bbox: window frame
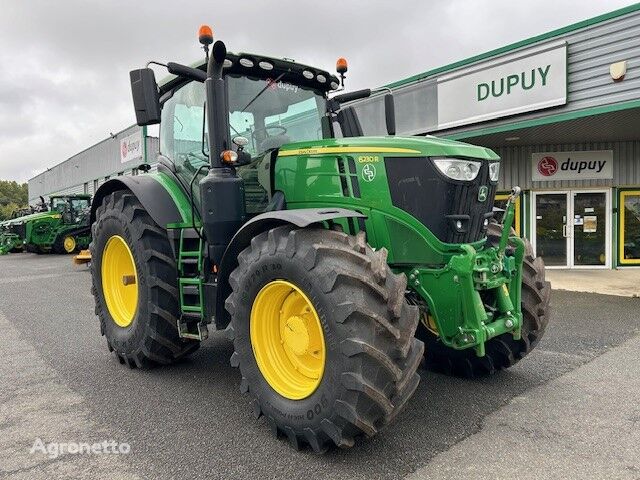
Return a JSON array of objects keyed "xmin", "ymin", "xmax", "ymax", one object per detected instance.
[
  {"xmin": 618, "ymin": 189, "xmax": 640, "ymax": 266},
  {"xmin": 494, "ymin": 192, "xmax": 522, "ymax": 236}
]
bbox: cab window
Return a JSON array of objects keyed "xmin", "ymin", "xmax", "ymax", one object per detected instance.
[{"xmin": 160, "ymin": 81, "xmax": 208, "ymax": 189}]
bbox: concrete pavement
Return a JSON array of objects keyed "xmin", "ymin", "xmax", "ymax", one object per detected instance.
[
  {"xmin": 1, "ymin": 253, "xmax": 639, "ymax": 479},
  {"xmin": 0, "ymin": 310, "xmax": 139, "ymax": 479},
  {"xmin": 546, "ymin": 268, "xmax": 640, "ymax": 297},
  {"xmin": 407, "ymin": 333, "xmax": 640, "ymax": 480}
]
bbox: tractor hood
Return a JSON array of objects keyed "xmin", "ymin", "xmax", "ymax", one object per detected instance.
[
  {"xmin": 278, "ymin": 135, "xmax": 500, "ymax": 161},
  {"xmin": 4, "ymin": 211, "xmax": 61, "ymax": 226}
]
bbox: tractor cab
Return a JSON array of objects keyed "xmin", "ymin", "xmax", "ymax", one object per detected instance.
[
  {"xmin": 152, "ymin": 52, "xmax": 340, "ymax": 218},
  {"xmin": 50, "ymin": 195, "xmax": 91, "ymax": 224}
]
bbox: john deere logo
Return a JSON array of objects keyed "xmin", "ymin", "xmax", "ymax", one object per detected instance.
[
  {"xmin": 478, "ymin": 186, "xmax": 488, "ymax": 202},
  {"xmin": 362, "ymin": 164, "xmax": 377, "ymax": 182}
]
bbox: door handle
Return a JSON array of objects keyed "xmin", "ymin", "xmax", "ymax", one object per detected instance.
[{"xmin": 562, "ymin": 224, "xmax": 567, "ymax": 237}]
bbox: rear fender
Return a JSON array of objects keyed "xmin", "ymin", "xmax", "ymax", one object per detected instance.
[{"xmin": 90, "ymin": 176, "xmax": 190, "ymax": 228}]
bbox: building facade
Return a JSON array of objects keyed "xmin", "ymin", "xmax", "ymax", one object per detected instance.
[
  {"xmin": 351, "ymin": 4, "xmax": 640, "ymax": 268},
  {"xmin": 28, "ymin": 125, "xmax": 158, "ymax": 204},
  {"xmin": 29, "ymin": 4, "xmax": 640, "ymax": 269}
]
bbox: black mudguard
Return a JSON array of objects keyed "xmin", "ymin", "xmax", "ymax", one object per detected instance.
[
  {"xmin": 90, "ymin": 176, "xmax": 183, "ymax": 228},
  {"xmin": 214, "ymin": 208, "xmax": 366, "ymax": 330}
]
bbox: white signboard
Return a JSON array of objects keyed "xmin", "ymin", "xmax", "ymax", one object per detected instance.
[
  {"xmin": 120, "ymin": 130, "xmax": 143, "ymax": 164},
  {"xmin": 437, "ymin": 41, "xmax": 567, "ymax": 129},
  {"xmin": 531, "ymin": 150, "xmax": 614, "ymax": 181}
]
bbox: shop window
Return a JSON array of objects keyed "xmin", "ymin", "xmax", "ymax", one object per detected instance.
[
  {"xmin": 619, "ymin": 190, "xmax": 640, "ymax": 265},
  {"xmin": 494, "ymin": 192, "xmax": 521, "ymax": 236}
]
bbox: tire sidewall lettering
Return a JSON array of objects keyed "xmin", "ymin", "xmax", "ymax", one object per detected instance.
[{"xmin": 233, "ymin": 249, "xmax": 342, "ymax": 429}]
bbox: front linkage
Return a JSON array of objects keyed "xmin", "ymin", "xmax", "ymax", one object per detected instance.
[
  {"xmin": 0, "ymin": 232, "xmax": 23, "ymax": 255},
  {"xmin": 407, "ymin": 187, "xmax": 524, "ymax": 356}
]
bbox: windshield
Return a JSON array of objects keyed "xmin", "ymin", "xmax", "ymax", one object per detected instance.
[
  {"xmin": 51, "ymin": 198, "xmax": 68, "ymax": 212},
  {"xmin": 227, "ymin": 75, "xmax": 326, "ymax": 157},
  {"xmin": 161, "ymin": 76, "xmax": 326, "ymax": 162},
  {"xmin": 161, "ymin": 75, "xmax": 326, "ymax": 205},
  {"xmin": 50, "ymin": 197, "xmax": 89, "ymax": 217}
]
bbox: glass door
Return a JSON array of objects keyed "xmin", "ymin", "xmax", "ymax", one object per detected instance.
[
  {"xmin": 571, "ymin": 190, "xmax": 609, "ymax": 268},
  {"xmin": 533, "ymin": 192, "xmax": 569, "ymax": 267},
  {"xmin": 533, "ymin": 190, "xmax": 610, "ymax": 268}
]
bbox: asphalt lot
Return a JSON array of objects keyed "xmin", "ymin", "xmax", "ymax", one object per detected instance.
[{"xmin": 1, "ymin": 253, "xmax": 639, "ymax": 479}]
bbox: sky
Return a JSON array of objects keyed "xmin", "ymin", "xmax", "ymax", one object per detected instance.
[{"xmin": 0, "ymin": 0, "xmax": 636, "ymax": 183}]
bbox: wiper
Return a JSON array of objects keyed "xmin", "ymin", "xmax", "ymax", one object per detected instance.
[{"xmin": 240, "ymin": 72, "xmax": 286, "ymax": 112}]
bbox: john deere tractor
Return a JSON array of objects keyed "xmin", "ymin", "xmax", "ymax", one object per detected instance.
[
  {"xmin": 89, "ymin": 27, "xmax": 550, "ymax": 451},
  {"xmin": 0, "ymin": 194, "xmax": 92, "ymax": 254}
]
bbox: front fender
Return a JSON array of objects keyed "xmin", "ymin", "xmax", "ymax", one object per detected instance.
[{"xmin": 214, "ymin": 208, "xmax": 366, "ymax": 330}]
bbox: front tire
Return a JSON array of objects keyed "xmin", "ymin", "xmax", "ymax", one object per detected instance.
[
  {"xmin": 226, "ymin": 226, "xmax": 424, "ymax": 452},
  {"xmin": 419, "ymin": 223, "xmax": 551, "ymax": 377},
  {"xmin": 90, "ymin": 190, "xmax": 199, "ymax": 368}
]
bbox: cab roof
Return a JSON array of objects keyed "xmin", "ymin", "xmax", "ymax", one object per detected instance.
[{"xmin": 158, "ymin": 51, "xmax": 339, "ymax": 96}]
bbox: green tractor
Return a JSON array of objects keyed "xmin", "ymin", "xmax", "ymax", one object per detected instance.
[
  {"xmin": 0, "ymin": 203, "xmax": 42, "ymax": 254},
  {"xmin": 89, "ymin": 28, "xmax": 550, "ymax": 451},
  {"xmin": 0, "ymin": 223, "xmax": 23, "ymax": 255},
  {"xmin": 0, "ymin": 194, "xmax": 92, "ymax": 255}
]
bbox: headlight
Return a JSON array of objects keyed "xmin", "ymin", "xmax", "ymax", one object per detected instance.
[
  {"xmin": 489, "ymin": 162, "xmax": 500, "ymax": 182},
  {"xmin": 432, "ymin": 158, "xmax": 481, "ymax": 181}
]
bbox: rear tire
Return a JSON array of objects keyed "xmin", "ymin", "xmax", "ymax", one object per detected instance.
[
  {"xmin": 226, "ymin": 226, "xmax": 424, "ymax": 452},
  {"xmin": 419, "ymin": 223, "xmax": 551, "ymax": 377},
  {"xmin": 90, "ymin": 190, "xmax": 199, "ymax": 368}
]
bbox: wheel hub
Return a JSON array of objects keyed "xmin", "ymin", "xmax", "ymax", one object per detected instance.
[
  {"xmin": 250, "ymin": 280, "xmax": 326, "ymax": 400},
  {"xmin": 283, "ymin": 315, "xmax": 310, "ymax": 356},
  {"xmin": 63, "ymin": 236, "xmax": 76, "ymax": 253},
  {"xmin": 101, "ymin": 235, "xmax": 138, "ymax": 328}
]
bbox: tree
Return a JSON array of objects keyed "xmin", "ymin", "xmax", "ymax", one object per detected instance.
[{"xmin": 0, "ymin": 180, "xmax": 28, "ymax": 221}]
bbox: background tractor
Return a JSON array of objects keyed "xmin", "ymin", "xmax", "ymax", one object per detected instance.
[
  {"xmin": 89, "ymin": 27, "xmax": 550, "ymax": 452},
  {"xmin": 0, "ymin": 194, "xmax": 92, "ymax": 254}
]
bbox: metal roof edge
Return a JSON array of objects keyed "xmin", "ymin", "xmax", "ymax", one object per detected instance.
[{"xmin": 441, "ymin": 99, "xmax": 640, "ymax": 141}]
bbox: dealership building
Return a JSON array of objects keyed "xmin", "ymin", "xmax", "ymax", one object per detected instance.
[
  {"xmin": 352, "ymin": 3, "xmax": 640, "ymax": 269},
  {"xmin": 28, "ymin": 125, "xmax": 157, "ymax": 204},
  {"xmin": 29, "ymin": 4, "xmax": 640, "ymax": 269}
]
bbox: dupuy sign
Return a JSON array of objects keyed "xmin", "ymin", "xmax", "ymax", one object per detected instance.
[
  {"xmin": 531, "ymin": 150, "xmax": 614, "ymax": 181},
  {"xmin": 437, "ymin": 41, "xmax": 567, "ymax": 129}
]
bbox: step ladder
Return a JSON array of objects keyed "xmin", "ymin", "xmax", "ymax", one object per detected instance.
[{"xmin": 176, "ymin": 228, "xmax": 208, "ymax": 341}]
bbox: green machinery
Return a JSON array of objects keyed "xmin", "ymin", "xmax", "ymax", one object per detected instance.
[
  {"xmin": 89, "ymin": 27, "xmax": 550, "ymax": 452},
  {"xmin": 0, "ymin": 194, "xmax": 92, "ymax": 255}
]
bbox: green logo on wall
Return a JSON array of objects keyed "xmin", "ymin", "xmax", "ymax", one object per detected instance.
[
  {"xmin": 478, "ymin": 186, "xmax": 488, "ymax": 202},
  {"xmin": 477, "ymin": 64, "xmax": 551, "ymax": 101}
]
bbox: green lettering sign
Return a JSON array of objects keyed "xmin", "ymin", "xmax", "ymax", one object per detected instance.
[{"xmin": 475, "ymin": 64, "xmax": 552, "ymax": 101}]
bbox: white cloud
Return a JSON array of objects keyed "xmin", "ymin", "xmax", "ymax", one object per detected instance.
[{"xmin": 0, "ymin": 0, "xmax": 635, "ymax": 182}]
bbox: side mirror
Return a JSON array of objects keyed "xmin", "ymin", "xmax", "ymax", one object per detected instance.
[
  {"xmin": 129, "ymin": 68, "xmax": 161, "ymax": 126},
  {"xmin": 384, "ymin": 93, "xmax": 396, "ymax": 136}
]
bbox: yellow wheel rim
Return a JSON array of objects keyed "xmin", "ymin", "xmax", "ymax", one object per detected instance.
[
  {"xmin": 101, "ymin": 235, "xmax": 138, "ymax": 328},
  {"xmin": 63, "ymin": 236, "xmax": 76, "ymax": 253},
  {"xmin": 250, "ymin": 280, "xmax": 326, "ymax": 400}
]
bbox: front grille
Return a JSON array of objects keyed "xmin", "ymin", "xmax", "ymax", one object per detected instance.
[{"xmin": 385, "ymin": 157, "xmax": 496, "ymax": 244}]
